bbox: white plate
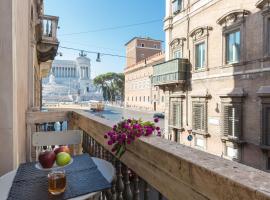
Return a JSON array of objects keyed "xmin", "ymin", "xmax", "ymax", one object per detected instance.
[{"xmin": 35, "ymin": 158, "xmax": 73, "ymax": 171}]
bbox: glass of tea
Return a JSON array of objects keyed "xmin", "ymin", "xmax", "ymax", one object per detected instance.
[{"xmin": 48, "ymin": 169, "xmax": 66, "ymax": 195}]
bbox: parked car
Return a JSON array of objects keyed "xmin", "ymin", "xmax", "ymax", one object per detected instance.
[{"xmin": 153, "ymin": 112, "xmax": 165, "ymax": 119}]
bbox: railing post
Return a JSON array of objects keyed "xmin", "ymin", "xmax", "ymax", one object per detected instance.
[
  {"xmin": 123, "ymin": 165, "xmax": 133, "ymax": 200},
  {"xmin": 116, "ymin": 160, "xmax": 124, "ymax": 200},
  {"xmin": 111, "ymin": 156, "xmax": 117, "ymax": 200},
  {"xmin": 143, "ymin": 180, "xmax": 150, "ymax": 200},
  {"xmin": 133, "ymin": 174, "xmax": 140, "ymax": 200}
]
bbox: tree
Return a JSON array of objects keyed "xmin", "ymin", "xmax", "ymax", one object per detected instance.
[{"xmin": 93, "ymin": 72, "xmax": 125, "ymax": 102}]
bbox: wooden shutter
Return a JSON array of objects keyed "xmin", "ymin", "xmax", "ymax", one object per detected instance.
[
  {"xmin": 223, "ymin": 104, "xmax": 241, "ymax": 138},
  {"xmin": 171, "ymin": 101, "xmax": 182, "ymax": 128},
  {"xmin": 192, "ymin": 103, "xmax": 205, "ymax": 132}
]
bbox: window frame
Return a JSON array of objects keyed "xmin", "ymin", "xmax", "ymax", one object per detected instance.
[
  {"xmin": 225, "ymin": 29, "xmax": 241, "ymax": 64},
  {"xmin": 194, "ymin": 135, "xmax": 206, "ymax": 150},
  {"xmin": 224, "ymin": 142, "xmax": 240, "ymax": 160},
  {"xmin": 221, "ymin": 21, "xmax": 245, "ymax": 66},
  {"xmin": 262, "ymin": 102, "xmax": 270, "ymax": 146},
  {"xmin": 195, "ymin": 41, "xmax": 206, "ymax": 70},
  {"xmin": 192, "ymin": 101, "xmax": 207, "ymax": 135},
  {"xmin": 262, "ymin": 9, "xmax": 270, "ymax": 57},
  {"xmin": 172, "ymin": 0, "xmax": 183, "ymax": 15},
  {"xmin": 169, "ymin": 97, "xmax": 184, "ymax": 129},
  {"xmin": 221, "ymin": 102, "xmax": 242, "ymax": 139}
]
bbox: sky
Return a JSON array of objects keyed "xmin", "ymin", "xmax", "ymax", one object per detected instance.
[{"xmin": 45, "ymin": 0, "xmax": 165, "ymax": 78}]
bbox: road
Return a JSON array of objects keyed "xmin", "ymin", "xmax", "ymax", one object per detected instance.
[{"xmin": 84, "ymin": 105, "xmax": 165, "ymax": 129}]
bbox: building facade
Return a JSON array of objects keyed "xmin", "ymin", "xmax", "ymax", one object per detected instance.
[
  {"xmin": 42, "ymin": 53, "xmax": 102, "ymax": 102},
  {"xmin": 124, "ymin": 37, "xmax": 165, "ymax": 112},
  {"xmin": 154, "ymin": 0, "xmax": 270, "ymax": 171},
  {"xmin": 0, "ymin": 0, "xmax": 59, "ymax": 175}
]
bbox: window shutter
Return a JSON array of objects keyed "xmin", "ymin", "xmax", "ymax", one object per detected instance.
[
  {"xmin": 192, "ymin": 103, "xmax": 205, "ymax": 132},
  {"xmin": 171, "ymin": 101, "xmax": 182, "ymax": 128},
  {"xmin": 223, "ymin": 104, "xmax": 241, "ymax": 138}
]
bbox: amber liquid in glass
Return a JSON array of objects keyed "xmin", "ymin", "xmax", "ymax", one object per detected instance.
[{"xmin": 48, "ymin": 171, "xmax": 66, "ymax": 195}]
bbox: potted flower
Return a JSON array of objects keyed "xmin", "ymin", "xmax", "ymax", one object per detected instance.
[{"xmin": 104, "ymin": 118, "xmax": 161, "ymax": 158}]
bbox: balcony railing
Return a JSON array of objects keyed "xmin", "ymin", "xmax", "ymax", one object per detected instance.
[
  {"xmin": 26, "ymin": 110, "xmax": 270, "ymax": 200},
  {"xmin": 37, "ymin": 15, "xmax": 59, "ymax": 63},
  {"xmin": 41, "ymin": 15, "xmax": 59, "ymax": 42},
  {"xmin": 152, "ymin": 58, "xmax": 188, "ymax": 86}
]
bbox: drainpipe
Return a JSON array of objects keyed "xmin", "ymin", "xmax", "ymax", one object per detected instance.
[{"xmin": 186, "ymin": 0, "xmax": 191, "ymax": 128}]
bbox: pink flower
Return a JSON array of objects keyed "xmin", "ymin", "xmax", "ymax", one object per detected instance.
[
  {"xmin": 104, "ymin": 134, "xmax": 108, "ymax": 139},
  {"xmin": 154, "ymin": 118, "xmax": 159, "ymax": 123},
  {"xmin": 108, "ymin": 140, "xmax": 113, "ymax": 145}
]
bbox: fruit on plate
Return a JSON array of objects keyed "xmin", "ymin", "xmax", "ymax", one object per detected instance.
[
  {"xmin": 54, "ymin": 146, "xmax": 70, "ymax": 155},
  {"xmin": 38, "ymin": 151, "xmax": 56, "ymax": 168},
  {"xmin": 56, "ymin": 152, "xmax": 71, "ymax": 166}
]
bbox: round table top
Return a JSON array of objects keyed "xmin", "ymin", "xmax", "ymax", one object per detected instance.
[{"xmin": 0, "ymin": 157, "xmax": 115, "ymax": 200}]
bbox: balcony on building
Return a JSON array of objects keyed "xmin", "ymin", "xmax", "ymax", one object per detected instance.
[
  {"xmin": 152, "ymin": 58, "xmax": 189, "ymax": 88},
  {"xmin": 15, "ymin": 109, "xmax": 270, "ymax": 200},
  {"xmin": 37, "ymin": 15, "xmax": 59, "ymax": 77}
]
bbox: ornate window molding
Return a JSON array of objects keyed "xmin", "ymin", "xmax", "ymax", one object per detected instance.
[
  {"xmin": 256, "ymin": 0, "xmax": 270, "ymax": 10},
  {"xmin": 189, "ymin": 26, "xmax": 213, "ymax": 41},
  {"xmin": 189, "ymin": 26, "xmax": 212, "ymax": 72},
  {"xmin": 257, "ymin": 0, "xmax": 270, "ymax": 57},
  {"xmin": 170, "ymin": 37, "xmax": 186, "ymax": 59},
  {"xmin": 216, "ymin": 9, "xmax": 251, "ymax": 27},
  {"xmin": 217, "ymin": 10, "xmax": 250, "ymax": 66}
]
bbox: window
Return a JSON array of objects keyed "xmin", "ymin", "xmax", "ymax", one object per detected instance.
[
  {"xmin": 141, "ymin": 43, "xmax": 145, "ymax": 47},
  {"xmin": 136, "ymin": 97, "xmax": 137, "ymax": 101},
  {"xmin": 195, "ymin": 42, "xmax": 205, "ymax": 70},
  {"xmin": 267, "ymin": 157, "xmax": 270, "ymax": 170},
  {"xmin": 139, "ymin": 96, "xmax": 141, "ymax": 102},
  {"xmin": 195, "ymin": 137, "xmax": 205, "ymax": 149},
  {"xmin": 170, "ymin": 101, "xmax": 182, "ymax": 128},
  {"xmin": 263, "ymin": 105, "xmax": 270, "ymax": 145},
  {"xmin": 161, "ymin": 96, "xmax": 164, "ymax": 103},
  {"xmin": 192, "ymin": 102, "xmax": 206, "ymax": 132},
  {"xmin": 226, "ymin": 30, "xmax": 240, "ymax": 64},
  {"xmin": 148, "ymin": 96, "xmax": 150, "ymax": 102},
  {"xmin": 132, "ymin": 97, "xmax": 133, "ymax": 101},
  {"xmin": 222, "ymin": 104, "xmax": 242, "ymax": 138},
  {"xmin": 173, "ymin": 50, "xmax": 182, "ymax": 59},
  {"xmin": 225, "ymin": 146, "xmax": 238, "ymax": 159},
  {"xmin": 172, "ymin": 0, "xmax": 182, "ymax": 14},
  {"xmin": 143, "ymin": 96, "xmax": 145, "ymax": 102},
  {"xmin": 268, "ymin": 19, "xmax": 270, "ymax": 54},
  {"xmin": 154, "ymin": 44, "xmax": 157, "ymax": 48}
]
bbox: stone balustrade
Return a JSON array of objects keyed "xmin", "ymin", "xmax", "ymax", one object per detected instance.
[{"xmin": 26, "ymin": 110, "xmax": 270, "ymax": 200}]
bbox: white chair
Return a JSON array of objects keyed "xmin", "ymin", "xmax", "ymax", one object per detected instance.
[{"xmin": 32, "ymin": 130, "xmax": 83, "ymax": 160}]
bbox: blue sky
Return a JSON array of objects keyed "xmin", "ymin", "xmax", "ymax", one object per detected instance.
[{"xmin": 45, "ymin": 0, "xmax": 165, "ymax": 78}]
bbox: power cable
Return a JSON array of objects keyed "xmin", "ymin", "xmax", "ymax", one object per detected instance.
[{"xmin": 59, "ymin": 19, "xmax": 162, "ymax": 36}]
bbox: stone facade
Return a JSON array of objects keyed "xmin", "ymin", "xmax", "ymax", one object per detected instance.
[
  {"xmin": 161, "ymin": 0, "xmax": 270, "ymax": 171},
  {"xmin": 124, "ymin": 37, "xmax": 165, "ymax": 112},
  {"xmin": 125, "ymin": 37, "xmax": 163, "ymax": 68}
]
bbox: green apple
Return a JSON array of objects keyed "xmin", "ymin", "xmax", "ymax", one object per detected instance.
[{"xmin": 56, "ymin": 152, "xmax": 71, "ymax": 166}]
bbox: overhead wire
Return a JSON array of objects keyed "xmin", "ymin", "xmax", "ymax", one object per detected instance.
[{"xmin": 59, "ymin": 19, "xmax": 162, "ymax": 36}]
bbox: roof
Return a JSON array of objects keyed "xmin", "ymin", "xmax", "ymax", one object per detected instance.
[{"xmin": 125, "ymin": 37, "xmax": 163, "ymax": 46}]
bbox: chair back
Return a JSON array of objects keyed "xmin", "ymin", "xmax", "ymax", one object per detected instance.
[{"xmin": 32, "ymin": 130, "xmax": 83, "ymax": 160}]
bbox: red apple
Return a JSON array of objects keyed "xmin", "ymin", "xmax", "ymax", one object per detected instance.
[
  {"xmin": 54, "ymin": 146, "xmax": 70, "ymax": 155},
  {"xmin": 38, "ymin": 151, "xmax": 56, "ymax": 168}
]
